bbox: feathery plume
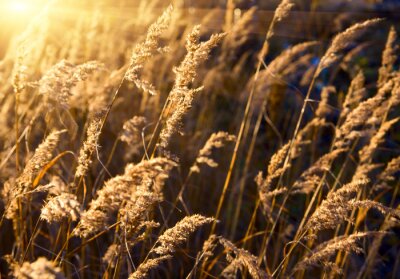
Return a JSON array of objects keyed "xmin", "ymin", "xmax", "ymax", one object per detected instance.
[
  {"xmin": 159, "ymin": 25, "xmax": 225, "ymax": 149},
  {"xmin": 125, "ymin": 5, "xmax": 173, "ymax": 95},
  {"xmin": 262, "ymin": 0, "xmax": 294, "ymax": 48},
  {"xmin": 315, "ymin": 86, "xmax": 335, "ymax": 118},
  {"xmin": 378, "ymin": 26, "xmax": 398, "ymax": 86},
  {"xmin": 308, "ymin": 175, "xmax": 400, "ymax": 234},
  {"xmin": 260, "ymin": 41, "xmax": 319, "ymax": 85},
  {"xmin": 220, "ymin": 7, "xmax": 258, "ymax": 65},
  {"xmin": 221, "ymin": 258, "xmax": 243, "ymax": 278},
  {"xmin": 3, "ymin": 130, "xmax": 63, "ymax": 219},
  {"xmin": 349, "ymin": 200, "xmax": 400, "ymax": 219},
  {"xmin": 119, "ymin": 179, "xmax": 161, "ymax": 235},
  {"xmin": 290, "ymin": 86, "xmax": 334, "ymax": 158},
  {"xmin": 190, "ymin": 132, "xmax": 236, "ymax": 173},
  {"xmin": 295, "ymin": 232, "xmax": 385, "ymax": 273},
  {"xmin": 317, "ymin": 19, "xmax": 382, "ymax": 75},
  {"xmin": 120, "ymin": 116, "xmax": 147, "ymax": 156},
  {"xmin": 45, "ymin": 176, "xmax": 69, "ymax": 196},
  {"xmin": 12, "ymin": 49, "xmax": 28, "ymax": 95},
  {"xmin": 274, "ymin": 0, "xmax": 295, "ymax": 23},
  {"xmin": 154, "ymin": 214, "xmax": 214, "ymax": 255},
  {"xmin": 335, "ymin": 80, "xmax": 393, "ymax": 149},
  {"xmin": 13, "ymin": 257, "xmax": 66, "ymax": 279},
  {"xmin": 268, "ymin": 141, "xmax": 290, "ymax": 175},
  {"xmin": 129, "ymin": 255, "xmax": 172, "ymax": 279},
  {"xmin": 292, "ymin": 149, "xmax": 347, "ymax": 194},
  {"xmin": 102, "ymin": 244, "xmax": 120, "ymax": 268},
  {"xmin": 75, "ymin": 117, "xmax": 102, "ymax": 178},
  {"xmin": 41, "ymin": 193, "xmax": 81, "ymax": 222},
  {"xmin": 255, "ymin": 172, "xmax": 287, "ymax": 219},
  {"xmin": 120, "ymin": 116, "xmax": 147, "ymax": 145},
  {"xmin": 374, "ymin": 155, "xmax": 400, "ymax": 191},
  {"xmin": 76, "ymin": 158, "xmax": 176, "ymax": 237},
  {"xmin": 219, "ymin": 237, "xmax": 270, "ymax": 279},
  {"xmin": 341, "ymin": 71, "xmax": 367, "ymax": 121},
  {"xmin": 201, "ymin": 234, "xmax": 219, "ymax": 261},
  {"xmin": 256, "ymin": 142, "xmax": 291, "ymax": 216},
  {"xmin": 358, "ymin": 117, "xmax": 399, "ymax": 164},
  {"xmin": 39, "ymin": 60, "xmax": 103, "ymax": 108},
  {"xmin": 19, "ymin": 130, "xmax": 64, "ymax": 189},
  {"xmin": 256, "ymin": 142, "xmax": 291, "ymax": 217},
  {"xmin": 366, "ymin": 77, "xmax": 400, "ymax": 129},
  {"xmin": 391, "ymin": 77, "xmax": 400, "ymax": 107},
  {"xmin": 306, "ymin": 178, "xmax": 369, "ymax": 232}
]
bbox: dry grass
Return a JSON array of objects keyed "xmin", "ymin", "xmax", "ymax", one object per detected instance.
[{"xmin": 0, "ymin": 0, "xmax": 399, "ymax": 278}]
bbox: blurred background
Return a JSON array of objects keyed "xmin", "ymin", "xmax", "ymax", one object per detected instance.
[
  {"xmin": 1, "ymin": 0, "xmax": 400, "ymax": 58},
  {"xmin": 0, "ymin": 0, "xmax": 400, "ymax": 278}
]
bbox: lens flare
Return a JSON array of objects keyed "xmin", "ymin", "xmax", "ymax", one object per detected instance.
[{"xmin": 8, "ymin": 1, "xmax": 30, "ymax": 13}]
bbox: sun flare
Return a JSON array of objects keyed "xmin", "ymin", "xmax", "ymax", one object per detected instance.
[{"xmin": 7, "ymin": 0, "xmax": 31, "ymax": 13}]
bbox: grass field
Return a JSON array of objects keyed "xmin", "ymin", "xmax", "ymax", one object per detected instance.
[{"xmin": 0, "ymin": 0, "xmax": 399, "ymax": 278}]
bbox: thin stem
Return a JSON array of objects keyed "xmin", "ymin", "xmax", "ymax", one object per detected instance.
[
  {"xmin": 15, "ymin": 91, "xmax": 20, "ymax": 172},
  {"xmin": 210, "ymin": 29, "xmax": 272, "ymax": 236}
]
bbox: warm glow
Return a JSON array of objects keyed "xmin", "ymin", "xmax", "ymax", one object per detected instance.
[
  {"xmin": 7, "ymin": 1, "xmax": 31, "ymax": 13},
  {"xmin": 0, "ymin": 0, "xmax": 46, "ymax": 30}
]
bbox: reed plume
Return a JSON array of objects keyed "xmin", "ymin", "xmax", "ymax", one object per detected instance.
[
  {"xmin": 292, "ymin": 149, "xmax": 347, "ymax": 194},
  {"xmin": 200, "ymin": 234, "xmax": 218, "ymax": 262},
  {"xmin": 274, "ymin": 0, "xmax": 295, "ymax": 23},
  {"xmin": 255, "ymin": 172, "xmax": 287, "ymax": 219},
  {"xmin": 159, "ymin": 25, "xmax": 225, "ymax": 149},
  {"xmin": 0, "ymin": 1, "xmax": 399, "ymax": 278},
  {"xmin": 75, "ymin": 116, "xmax": 102, "ymax": 178},
  {"xmin": 306, "ymin": 177, "xmax": 400, "ymax": 234},
  {"xmin": 120, "ymin": 116, "xmax": 147, "ymax": 145},
  {"xmin": 102, "ymin": 244, "xmax": 120, "ymax": 268},
  {"xmin": 2, "ymin": 130, "xmax": 63, "ymax": 219},
  {"xmin": 317, "ymin": 19, "xmax": 382, "ymax": 75},
  {"xmin": 154, "ymin": 214, "xmax": 214, "ymax": 255},
  {"xmin": 348, "ymin": 200, "xmax": 400, "ymax": 219},
  {"xmin": 256, "ymin": 142, "xmax": 291, "ymax": 217},
  {"xmin": 76, "ymin": 158, "xmax": 176, "ymax": 237},
  {"xmin": 219, "ymin": 237, "xmax": 269, "ymax": 279},
  {"xmin": 41, "ymin": 193, "xmax": 81, "ymax": 222},
  {"xmin": 358, "ymin": 117, "xmax": 399, "ymax": 164},
  {"xmin": 305, "ymin": 178, "xmax": 369, "ymax": 232},
  {"xmin": 119, "ymin": 178, "xmax": 161, "ymax": 235},
  {"xmin": 12, "ymin": 49, "xmax": 28, "ymax": 95},
  {"xmin": 374, "ymin": 155, "xmax": 400, "ymax": 192},
  {"xmin": 341, "ymin": 71, "xmax": 367, "ymax": 121},
  {"xmin": 295, "ymin": 232, "xmax": 385, "ymax": 273},
  {"xmin": 128, "ymin": 255, "xmax": 172, "ymax": 279},
  {"xmin": 125, "ymin": 5, "xmax": 173, "ymax": 95},
  {"xmin": 39, "ymin": 60, "xmax": 103, "ymax": 108},
  {"xmin": 220, "ymin": 7, "xmax": 258, "ymax": 65},
  {"xmin": 335, "ymin": 80, "xmax": 393, "ymax": 149},
  {"xmin": 378, "ymin": 26, "xmax": 398, "ymax": 86},
  {"xmin": 290, "ymin": 86, "xmax": 334, "ymax": 159},
  {"xmin": 13, "ymin": 257, "xmax": 66, "ymax": 279},
  {"xmin": 130, "ymin": 215, "xmax": 214, "ymax": 278},
  {"xmin": 265, "ymin": 42, "xmax": 319, "ymax": 81},
  {"xmin": 46, "ymin": 176, "xmax": 69, "ymax": 196},
  {"xmin": 190, "ymin": 131, "xmax": 236, "ymax": 173},
  {"xmin": 263, "ymin": 0, "xmax": 295, "ymax": 49}
]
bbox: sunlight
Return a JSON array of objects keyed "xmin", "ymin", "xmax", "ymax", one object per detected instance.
[
  {"xmin": 0, "ymin": 0, "xmax": 45, "ymax": 30},
  {"xmin": 7, "ymin": 0, "xmax": 31, "ymax": 13}
]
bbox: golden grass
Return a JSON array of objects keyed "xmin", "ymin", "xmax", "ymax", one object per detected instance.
[{"xmin": 0, "ymin": 1, "xmax": 399, "ymax": 278}]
